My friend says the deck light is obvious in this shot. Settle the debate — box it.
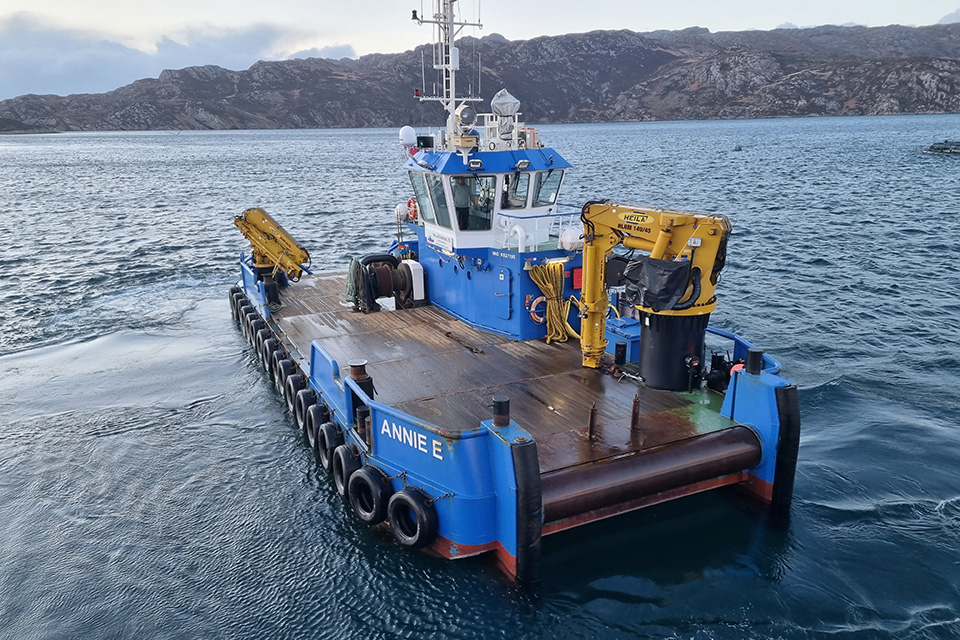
[514,159,530,170]
[468,159,483,170]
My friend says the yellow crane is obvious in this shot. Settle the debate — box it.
[579,201,731,389]
[233,208,310,281]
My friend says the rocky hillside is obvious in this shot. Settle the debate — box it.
[2,22,960,131]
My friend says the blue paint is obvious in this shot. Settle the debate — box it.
[306,339,529,553]
[721,370,791,485]
[405,148,572,174]
[410,225,583,340]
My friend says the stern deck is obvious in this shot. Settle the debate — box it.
[271,273,738,474]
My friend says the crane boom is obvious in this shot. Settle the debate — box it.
[579,201,730,389]
[233,208,310,281]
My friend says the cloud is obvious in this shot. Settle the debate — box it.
[289,44,357,60]
[0,13,357,100]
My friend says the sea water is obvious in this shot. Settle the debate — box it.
[2,115,960,639]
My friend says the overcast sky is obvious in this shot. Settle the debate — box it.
[2,0,959,100]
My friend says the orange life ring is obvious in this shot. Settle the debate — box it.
[406,197,419,221]
[528,296,546,324]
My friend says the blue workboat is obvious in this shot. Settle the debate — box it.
[228,0,800,583]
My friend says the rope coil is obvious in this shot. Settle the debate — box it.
[529,262,580,344]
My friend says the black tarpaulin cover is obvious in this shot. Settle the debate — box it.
[622,256,691,312]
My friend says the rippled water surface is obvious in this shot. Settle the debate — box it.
[2,116,960,638]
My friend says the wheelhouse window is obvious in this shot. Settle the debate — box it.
[425,174,452,228]
[501,173,529,210]
[532,169,564,207]
[408,171,437,224]
[450,174,494,231]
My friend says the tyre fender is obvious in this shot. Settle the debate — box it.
[230,290,244,320]
[332,444,361,497]
[348,465,394,525]
[255,328,271,359]
[317,421,343,472]
[261,338,278,375]
[274,358,294,396]
[249,318,265,346]
[304,403,329,449]
[294,388,316,432]
[284,373,305,412]
[387,487,438,549]
[238,304,254,339]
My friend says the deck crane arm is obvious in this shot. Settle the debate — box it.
[233,208,311,281]
[579,201,731,387]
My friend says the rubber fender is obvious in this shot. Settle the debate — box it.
[317,422,343,472]
[238,304,254,339]
[274,359,294,396]
[229,289,244,320]
[269,348,288,389]
[284,373,305,413]
[294,388,316,432]
[332,444,361,497]
[348,466,394,525]
[387,487,438,549]
[304,403,328,450]
[233,293,248,318]
[261,338,278,375]
[255,328,271,359]
[249,319,265,346]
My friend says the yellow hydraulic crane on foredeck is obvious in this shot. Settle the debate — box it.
[233,208,310,281]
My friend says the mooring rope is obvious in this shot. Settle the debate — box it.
[529,262,579,344]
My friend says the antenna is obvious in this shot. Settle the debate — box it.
[412,0,483,141]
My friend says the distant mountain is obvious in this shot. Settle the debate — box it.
[2,22,960,131]
[939,8,960,24]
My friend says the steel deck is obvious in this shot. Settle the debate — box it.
[272,272,738,474]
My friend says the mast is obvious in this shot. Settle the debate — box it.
[413,0,482,145]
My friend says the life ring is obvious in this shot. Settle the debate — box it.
[294,388,316,432]
[317,421,343,471]
[332,444,361,497]
[406,197,418,221]
[274,358,294,396]
[284,372,305,412]
[387,487,438,549]
[528,296,547,324]
[348,465,394,525]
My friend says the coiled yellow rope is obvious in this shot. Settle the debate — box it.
[529,262,580,344]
